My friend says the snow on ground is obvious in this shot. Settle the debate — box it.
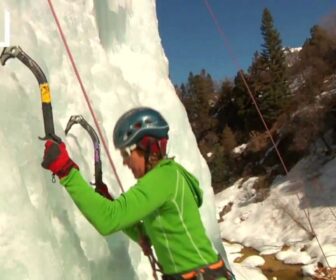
[216,154,336,278]
[232,144,247,155]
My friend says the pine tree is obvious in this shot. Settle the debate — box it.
[298,25,336,98]
[258,8,290,125]
[180,83,187,99]
[182,70,216,141]
[222,125,237,155]
[213,79,235,129]
[249,51,271,93]
[232,70,261,132]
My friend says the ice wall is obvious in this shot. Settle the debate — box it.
[0,1,227,279]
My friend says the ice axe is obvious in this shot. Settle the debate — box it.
[65,115,161,276]
[1,46,61,143]
[65,115,113,199]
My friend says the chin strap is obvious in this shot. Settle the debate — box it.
[138,136,168,156]
[138,136,168,172]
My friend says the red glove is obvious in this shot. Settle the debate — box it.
[95,181,114,200]
[41,140,79,178]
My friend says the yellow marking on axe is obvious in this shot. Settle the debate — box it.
[40,83,51,103]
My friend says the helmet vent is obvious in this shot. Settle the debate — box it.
[126,130,133,137]
[144,118,152,124]
[134,122,142,128]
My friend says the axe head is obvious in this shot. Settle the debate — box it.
[65,115,84,135]
[0,46,21,66]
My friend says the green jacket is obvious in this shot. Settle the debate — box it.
[60,159,219,275]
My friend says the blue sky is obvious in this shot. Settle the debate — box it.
[156,1,336,86]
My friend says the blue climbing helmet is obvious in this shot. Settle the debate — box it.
[113,107,169,150]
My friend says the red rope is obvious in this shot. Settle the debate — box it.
[46,0,124,193]
[203,0,330,268]
[46,0,162,275]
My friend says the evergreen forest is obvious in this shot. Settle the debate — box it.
[175,8,336,193]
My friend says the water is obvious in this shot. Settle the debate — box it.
[234,243,308,280]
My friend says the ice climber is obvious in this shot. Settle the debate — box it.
[41,107,235,280]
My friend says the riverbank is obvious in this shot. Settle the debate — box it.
[215,164,336,279]
[232,242,305,280]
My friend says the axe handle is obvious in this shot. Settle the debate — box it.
[1,46,61,143]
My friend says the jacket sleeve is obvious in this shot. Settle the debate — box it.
[60,168,174,236]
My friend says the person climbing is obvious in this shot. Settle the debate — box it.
[41,107,235,280]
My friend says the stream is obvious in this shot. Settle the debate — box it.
[226,240,313,280]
